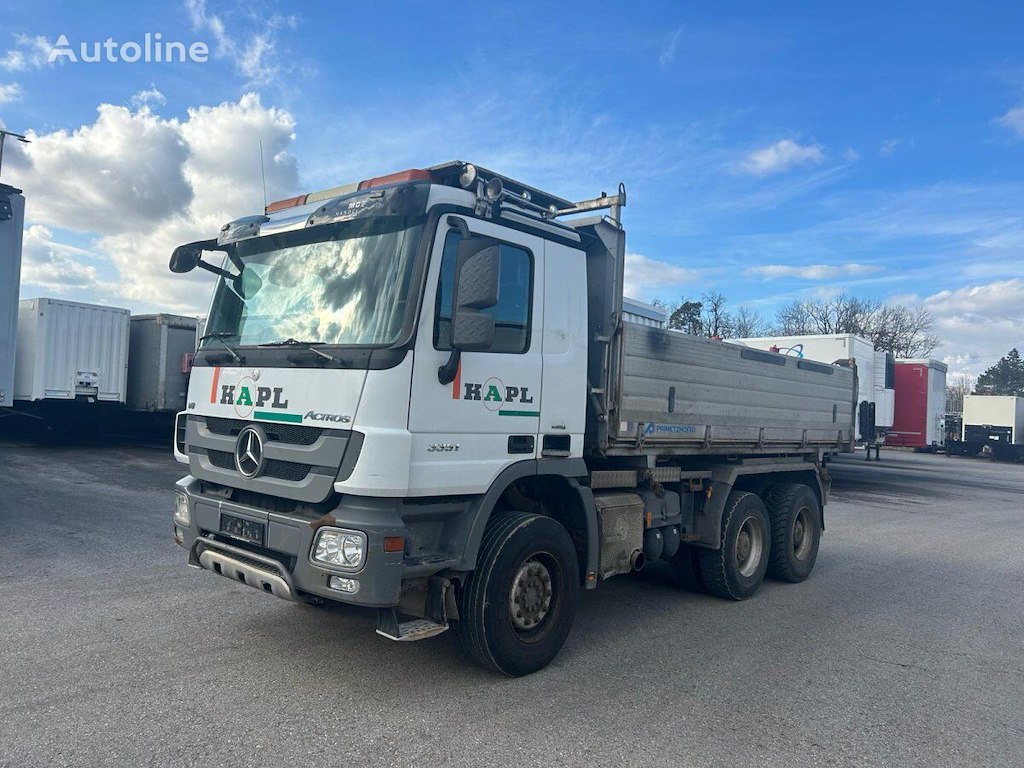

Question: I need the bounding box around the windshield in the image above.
[202,216,424,348]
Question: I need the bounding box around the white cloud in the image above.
[20,225,104,293]
[624,253,700,300]
[184,0,292,85]
[659,27,684,69]
[0,34,56,71]
[0,82,21,103]
[745,263,881,281]
[995,105,1024,138]
[131,86,166,108]
[923,279,1024,376]
[879,138,902,157]
[740,139,824,177]
[9,104,193,235]
[5,93,298,312]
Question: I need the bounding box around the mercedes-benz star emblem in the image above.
[235,427,265,478]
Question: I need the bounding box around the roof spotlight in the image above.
[459,163,478,189]
[484,177,504,202]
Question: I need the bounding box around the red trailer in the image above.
[886,359,948,450]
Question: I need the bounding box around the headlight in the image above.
[173,493,190,527]
[311,528,366,569]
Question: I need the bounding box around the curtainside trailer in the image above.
[168,162,856,675]
[126,313,199,413]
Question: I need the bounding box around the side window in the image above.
[433,230,533,353]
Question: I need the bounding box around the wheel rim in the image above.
[735,515,764,578]
[509,557,554,634]
[792,506,814,561]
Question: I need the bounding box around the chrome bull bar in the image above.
[190,536,298,601]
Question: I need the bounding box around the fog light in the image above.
[311,528,366,569]
[173,493,190,527]
[329,576,359,594]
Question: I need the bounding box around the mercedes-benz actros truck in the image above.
[170,162,856,675]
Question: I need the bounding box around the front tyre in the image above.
[455,512,579,676]
[697,491,770,600]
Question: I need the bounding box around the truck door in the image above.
[408,216,545,496]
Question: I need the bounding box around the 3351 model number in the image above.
[427,443,460,452]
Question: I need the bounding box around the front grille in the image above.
[208,449,235,470]
[207,449,312,482]
[264,459,312,481]
[204,416,322,445]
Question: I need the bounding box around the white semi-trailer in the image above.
[169,163,856,675]
[14,298,130,405]
[0,183,25,409]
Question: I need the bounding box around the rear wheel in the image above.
[697,491,770,600]
[765,483,821,583]
[455,512,579,676]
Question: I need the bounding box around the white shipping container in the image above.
[962,394,1024,444]
[0,184,25,407]
[730,334,894,432]
[14,298,131,403]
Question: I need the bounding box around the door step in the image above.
[376,617,449,642]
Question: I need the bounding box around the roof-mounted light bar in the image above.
[264,168,433,214]
[262,161,625,225]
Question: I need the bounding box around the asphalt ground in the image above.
[1,440,1022,767]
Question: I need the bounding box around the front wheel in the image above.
[697,491,770,600]
[455,512,579,676]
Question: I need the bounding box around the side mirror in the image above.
[169,244,203,273]
[169,239,237,280]
[451,244,500,351]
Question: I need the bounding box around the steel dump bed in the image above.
[606,323,856,455]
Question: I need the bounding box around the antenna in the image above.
[258,139,267,212]
[0,129,30,183]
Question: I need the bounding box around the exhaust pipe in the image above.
[630,549,646,572]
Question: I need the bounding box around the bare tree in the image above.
[731,306,772,338]
[774,294,939,357]
[700,290,732,338]
[946,374,976,413]
[776,300,815,335]
[863,304,940,358]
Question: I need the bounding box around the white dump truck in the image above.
[169,162,856,675]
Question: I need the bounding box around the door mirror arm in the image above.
[438,348,461,385]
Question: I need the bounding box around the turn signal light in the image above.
[383,536,405,553]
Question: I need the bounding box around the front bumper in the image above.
[175,476,418,607]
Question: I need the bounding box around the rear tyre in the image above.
[765,483,821,583]
[668,543,706,592]
[697,491,770,600]
[455,512,579,676]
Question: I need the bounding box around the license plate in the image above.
[220,513,265,546]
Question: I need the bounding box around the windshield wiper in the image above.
[199,332,242,362]
[258,338,340,363]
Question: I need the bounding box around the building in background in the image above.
[622,297,667,328]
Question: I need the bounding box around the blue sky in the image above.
[0,1,1022,374]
